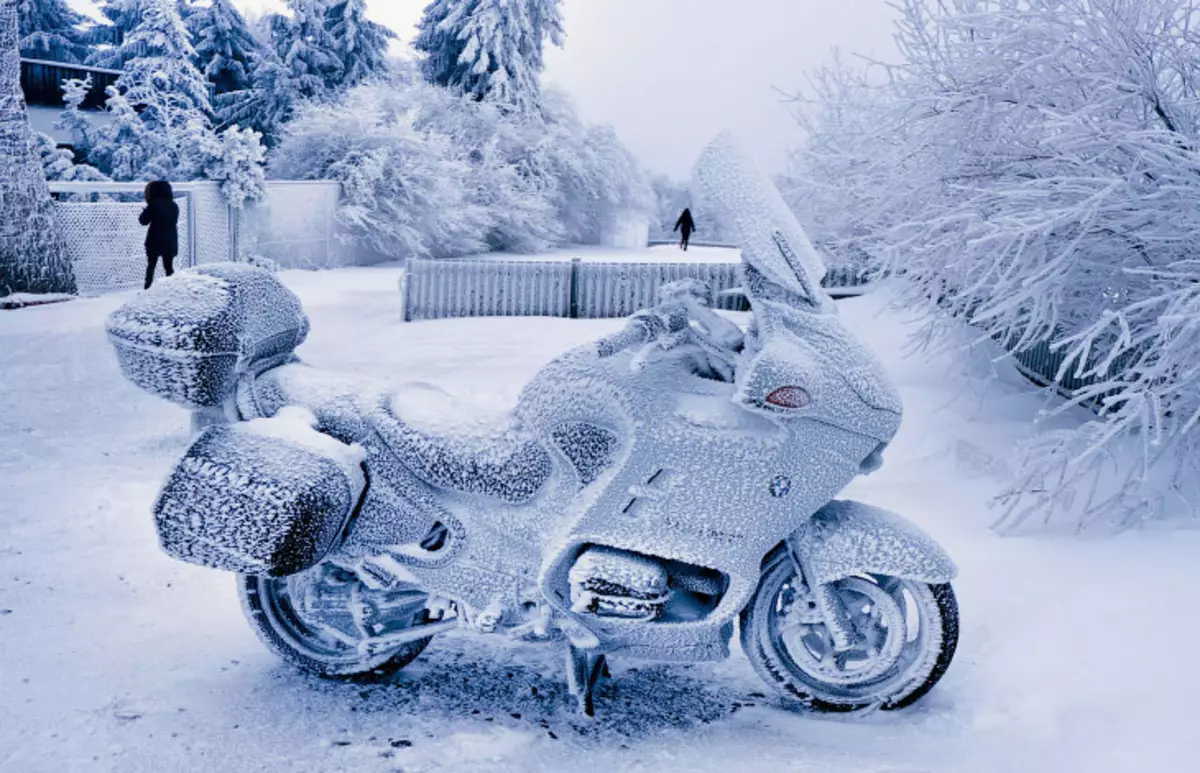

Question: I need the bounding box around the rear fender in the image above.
[788,500,957,585]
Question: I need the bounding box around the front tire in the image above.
[239,563,432,681]
[740,547,958,712]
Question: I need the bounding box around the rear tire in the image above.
[740,547,958,712]
[239,566,431,681]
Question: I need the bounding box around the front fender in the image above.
[789,500,957,585]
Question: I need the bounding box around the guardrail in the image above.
[401,257,874,322]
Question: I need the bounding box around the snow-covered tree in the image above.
[268,0,341,98]
[90,0,213,180]
[323,0,394,89]
[0,0,75,296]
[53,75,98,154]
[188,0,261,94]
[36,131,108,187]
[415,0,564,112]
[787,0,1200,528]
[86,0,145,67]
[17,0,89,62]
[218,0,365,145]
[216,47,302,144]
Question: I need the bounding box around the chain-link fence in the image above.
[48,180,342,295]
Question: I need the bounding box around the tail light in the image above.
[765,386,811,409]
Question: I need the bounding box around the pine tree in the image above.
[188,0,260,94]
[0,0,76,296]
[86,0,145,67]
[217,0,340,143]
[414,0,563,112]
[412,0,461,90]
[268,0,341,99]
[215,54,287,143]
[91,0,213,179]
[523,0,563,75]
[323,0,394,89]
[17,0,89,63]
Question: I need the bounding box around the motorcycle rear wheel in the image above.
[740,546,958,712]
[239,565,432,681]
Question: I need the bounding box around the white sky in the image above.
[71,1,901,178]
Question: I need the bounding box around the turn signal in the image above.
[765,386,811,409]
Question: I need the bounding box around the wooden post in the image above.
[569,257,581,319]
[186,190,197,267]
[401,258,412,322]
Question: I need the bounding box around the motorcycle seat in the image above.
[372,385,552,504]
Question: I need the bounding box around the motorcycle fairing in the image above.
[692,131,831,311]
[524,343,881,660]
[790,500,958,586]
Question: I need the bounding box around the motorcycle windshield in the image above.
[692,132,829,309]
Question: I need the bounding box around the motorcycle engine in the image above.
[568,546,670,620]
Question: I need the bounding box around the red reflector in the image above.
[766,386,811,409]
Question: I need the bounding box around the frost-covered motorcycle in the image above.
[107,134,958,715]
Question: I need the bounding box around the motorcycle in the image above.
[107,134,958,715]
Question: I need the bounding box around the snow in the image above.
[0,291,75,309]
[2,263,1200,771]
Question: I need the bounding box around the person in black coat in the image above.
[139,180,179,290]
[673,207,696,251]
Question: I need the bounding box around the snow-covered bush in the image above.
[410,82,563,253]
[786,0,1200,529]
[535,87,652,244]
[269,84,489,260]
[271,78,651,260]
[196,124,267,210]
[35,131,109,199]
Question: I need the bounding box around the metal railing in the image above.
[401,257,875,322]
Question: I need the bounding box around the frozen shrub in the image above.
[785,0,1200,529]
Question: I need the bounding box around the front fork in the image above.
[785,536,856,652]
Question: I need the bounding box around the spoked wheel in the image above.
[239,562,433,680]
[740,547,958,712]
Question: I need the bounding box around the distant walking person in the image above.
[673,207,696,251]
[139,181,179,290]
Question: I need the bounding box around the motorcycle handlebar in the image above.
[596,322,651,358]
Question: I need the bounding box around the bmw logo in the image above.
[769,475,792,498]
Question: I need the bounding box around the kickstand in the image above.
[565,644,608,716]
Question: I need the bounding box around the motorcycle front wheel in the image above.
[740,546,958,712]
[239,563,432,681]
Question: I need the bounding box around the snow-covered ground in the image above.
[2,259,1199,773]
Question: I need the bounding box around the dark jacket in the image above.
[139,199,180,257]
[674,208,696,235]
